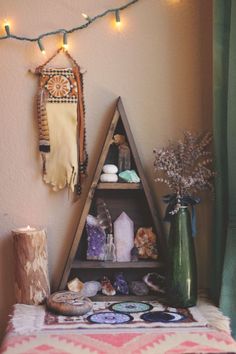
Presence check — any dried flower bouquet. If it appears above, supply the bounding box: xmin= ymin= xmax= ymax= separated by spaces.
xmin=153 ymin=131 xmax=215 ymax=215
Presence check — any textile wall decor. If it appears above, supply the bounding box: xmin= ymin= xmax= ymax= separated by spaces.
xmin=35 ymin=48 xmax=88 ymax=194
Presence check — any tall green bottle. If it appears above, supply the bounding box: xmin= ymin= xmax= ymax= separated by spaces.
xmin=167 ymin=206 xmax=197 ymax=307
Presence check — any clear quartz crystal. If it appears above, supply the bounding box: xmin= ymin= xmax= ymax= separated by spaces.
xmin=114 ymin=212 xmax=134 ymax=261
xmin=118 ymin=143 xmax=131 ymax=172
xmin=104 ymin=234 xmax=116 ymax=261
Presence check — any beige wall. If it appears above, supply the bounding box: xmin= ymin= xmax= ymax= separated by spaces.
xmin=0 ymin=0 xmax=212 ymax=339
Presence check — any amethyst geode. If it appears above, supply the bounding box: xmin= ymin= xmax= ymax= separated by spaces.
xmin=113 ymin=273 xmax=129 ymax=295
xmin=86 ymin=215 xmax=106 ymax=260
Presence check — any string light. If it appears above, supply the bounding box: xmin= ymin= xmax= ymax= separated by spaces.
xmin=4 ymin=19 xmax=10 ymax=36
xmin=0 ymin=0 xmax=139 ymax=53
xmin=62 ymin=32 xmax=68 ymax=50
xmin=115 ymin=10 xmax=121 ymax=24
xmin=81 ymin=13 xmax=91 ymax=22
xmin=37 ymin=38 xmax=46 ymax=54
xmin=115 ymin=9 xmax=122 ymax=29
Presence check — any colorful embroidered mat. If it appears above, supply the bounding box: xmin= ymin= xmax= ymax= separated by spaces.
xmin=87 ymin=312 xmax=133 ymax=324
xmin=11 ymin=301 xmax=208 ymax=334
xmin=140 ymin=311 xmax=186 ymax=323
xmin=109 ymin=301 xmax=153 ymax=313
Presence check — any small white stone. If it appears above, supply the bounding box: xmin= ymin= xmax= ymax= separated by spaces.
xmin=102 ymin=164 xmax=118 ymax=174
xmin=100 ymin=173 xmax=118 ymax=182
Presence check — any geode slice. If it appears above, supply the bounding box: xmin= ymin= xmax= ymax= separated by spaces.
xmin=129 ymin=281 xmax=149 ymax=296
xmin=143 ymin=273 xmax=165 ymax=293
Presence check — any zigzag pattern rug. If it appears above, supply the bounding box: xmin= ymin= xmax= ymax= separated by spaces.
xmin=1 ymin=330 xmax=236 ymax=354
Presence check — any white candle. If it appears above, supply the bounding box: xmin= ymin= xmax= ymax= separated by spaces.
xmin=13 ymin=225 xmax=37 ymax=233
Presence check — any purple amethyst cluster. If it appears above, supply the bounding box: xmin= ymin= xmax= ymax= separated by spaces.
xmin=113 ymin=273 xmax=129 ymax=295
xmin=86 ymin=215 xmax=106 ymax=260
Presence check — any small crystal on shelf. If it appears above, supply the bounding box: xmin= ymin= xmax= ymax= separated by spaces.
xmin=81 ymin=281 xmax=102 ymax=297
xmin=113 ymin=273 xmax=129 ymax=295
xmin=104 ymin=234 xmax=116 ymax=261
xmin=134 ymin=227 xmax=158 ymax=259
xmin=119 ymin=170 xmax=140 ymax=183
xmin=130 ymin=246 xmax=139 ymax=261
xmin=101 ymin=276 xmax=116 ymax=296
xmin=129 ymin=281 xmax=149 ymax=296
xmin=67 ymin=277 xmax=84 ymax=292
xmin=114 ymin=212 xmax=134 ymax=262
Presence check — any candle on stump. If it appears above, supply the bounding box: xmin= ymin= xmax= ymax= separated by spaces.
xmin=12 ymin=226 xmax=50 ymax=305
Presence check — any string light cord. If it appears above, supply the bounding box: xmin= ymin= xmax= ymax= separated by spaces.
xmin=0 ymin=0 xmax=139 ymax=43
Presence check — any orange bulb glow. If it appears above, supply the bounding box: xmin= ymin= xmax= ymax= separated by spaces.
xmin=115 ymin=21 xmax=122 ymax=30
xmin=167 ymin=0 xmax=181 ymax=4
xmin=4 ymin=19 xmax=10 ymax=26
xmin=3 ymin=19 xmax=10 ymax=35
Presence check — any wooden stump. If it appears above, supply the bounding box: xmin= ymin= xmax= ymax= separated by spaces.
xmin=12 ymin=227 xmax=50 ymax=305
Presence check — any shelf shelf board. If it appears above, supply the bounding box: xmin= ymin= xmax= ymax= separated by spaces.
xmin=72 ymin=260 xmax=163 ymax=269
xmin=97 ymin=182 xmax=142 ymax=190
xmin=91 ymin=294 xmax=165 ymax=302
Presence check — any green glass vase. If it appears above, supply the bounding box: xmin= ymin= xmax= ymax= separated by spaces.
xmin=167 ymin=206 xmax=197 ymax=307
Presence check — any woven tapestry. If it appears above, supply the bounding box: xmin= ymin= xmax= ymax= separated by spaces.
xmin=35 ymin=49 xmax=88 ymax=194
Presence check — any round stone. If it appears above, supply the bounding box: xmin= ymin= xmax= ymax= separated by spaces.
xmin=102 ymin=164 xmax=118 ymax=174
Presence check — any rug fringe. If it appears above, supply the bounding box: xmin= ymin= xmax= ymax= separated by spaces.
xmin=11 ymin=304 xmax=45 ymax=334
xmin=197 ymin=297 xmax=231 ymax=334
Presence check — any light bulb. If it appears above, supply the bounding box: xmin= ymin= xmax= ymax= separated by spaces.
xmin=4 ymin=19 xmax=10 ymax=36
xmin=115 ymin=10 xmax=122 ymax=30
xmin=38 ymin=39 xmax=46 ymax=54
xmin=82 ymin=13 xmax=91 ymax=22
xmin=62 ymin=32 xmax=68 ymax=50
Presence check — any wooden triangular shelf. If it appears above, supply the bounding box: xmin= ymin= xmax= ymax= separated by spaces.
xmin=59 ymin=97 xmax=166 ymax=299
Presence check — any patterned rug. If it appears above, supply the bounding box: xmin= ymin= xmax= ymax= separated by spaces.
xmin=2 ymin=330 xmax=236 ymax=354
xmin=2 ymin=301 xmax=236 ymax=354
xmin=11 ymin=301 xmax=208 ymax=334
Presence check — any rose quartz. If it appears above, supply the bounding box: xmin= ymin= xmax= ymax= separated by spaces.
xmin=114 ymin=212 xmax=134 ymax=262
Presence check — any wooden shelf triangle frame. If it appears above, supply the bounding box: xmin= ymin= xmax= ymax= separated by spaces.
xmin=59 ymin=97 xmax=166 ymax=290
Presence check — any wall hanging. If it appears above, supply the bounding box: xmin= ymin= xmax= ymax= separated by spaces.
xmin=34 ymin=48 xmax=88 ymax=194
